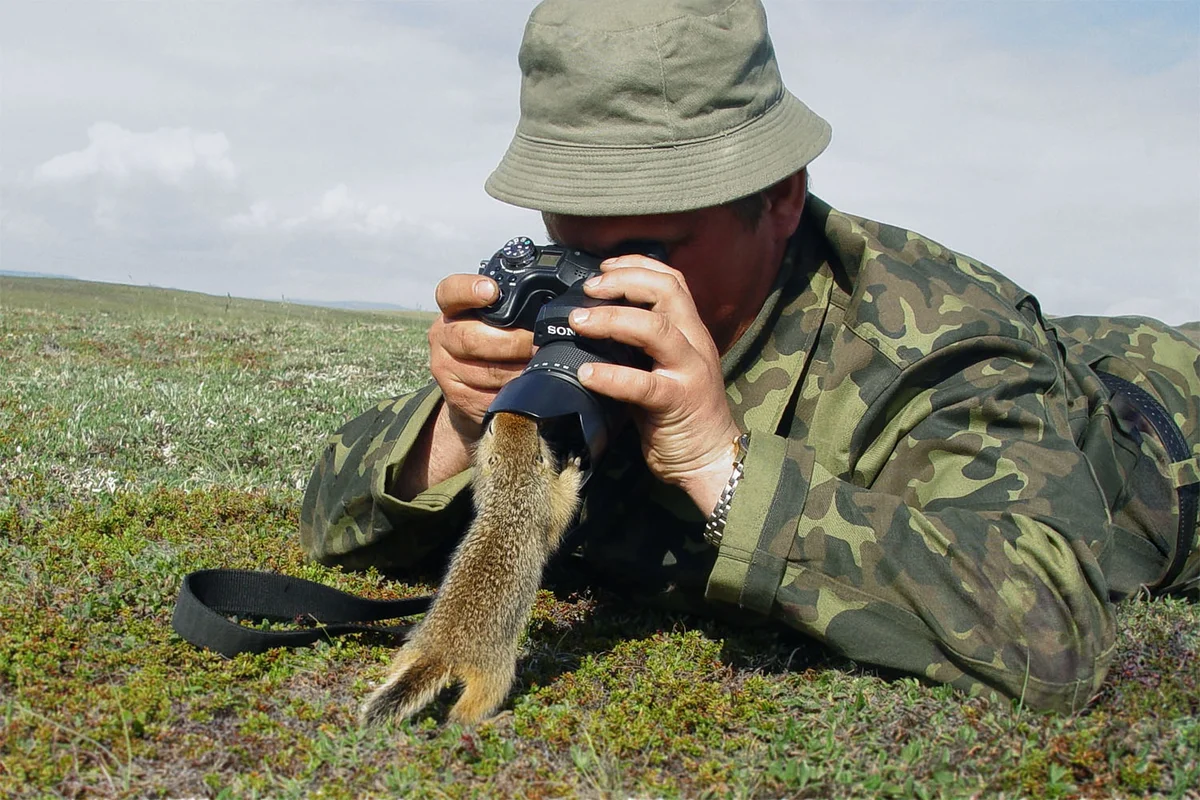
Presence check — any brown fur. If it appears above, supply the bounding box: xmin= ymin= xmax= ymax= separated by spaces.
xmin=359 ymin=412 xmax=583 ymax=726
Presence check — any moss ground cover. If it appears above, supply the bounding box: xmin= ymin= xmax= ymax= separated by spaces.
xmin=1 ymin=276 xmax=1196 ymax=798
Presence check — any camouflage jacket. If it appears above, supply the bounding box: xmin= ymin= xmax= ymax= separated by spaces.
xmin=301 ymin=195 xmax=1200 ymax=712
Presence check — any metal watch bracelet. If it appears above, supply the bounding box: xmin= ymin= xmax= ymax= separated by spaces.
xmin=703 ymin=432 xmax=750 ymax=547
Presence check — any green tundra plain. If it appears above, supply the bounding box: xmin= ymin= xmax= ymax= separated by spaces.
xmin=1 ymin=275 xmax=1196 ymax=799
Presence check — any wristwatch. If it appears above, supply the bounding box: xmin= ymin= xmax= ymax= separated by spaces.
xmin=703 ymin=432 xmax=750 ymax=547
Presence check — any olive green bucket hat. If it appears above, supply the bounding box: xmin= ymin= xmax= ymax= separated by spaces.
xmin=485 ymin=0 xmax=831 ymax=216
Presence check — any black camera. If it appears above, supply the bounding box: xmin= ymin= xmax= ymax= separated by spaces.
xmin=476 ymin=236 xmax=665 ymax=477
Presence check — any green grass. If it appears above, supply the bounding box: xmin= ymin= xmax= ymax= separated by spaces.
xmin=1 ymin=276 xmax=1197 ymax=798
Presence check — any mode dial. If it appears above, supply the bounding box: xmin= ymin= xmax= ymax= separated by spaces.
xmin=499 ymin=236 xmax=537 ymax=270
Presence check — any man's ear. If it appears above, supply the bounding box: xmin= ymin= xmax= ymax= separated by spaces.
xmin=763 ymin=169 xmax=808 ymax=240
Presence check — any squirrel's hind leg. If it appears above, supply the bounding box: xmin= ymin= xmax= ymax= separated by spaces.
xmin=447 ymin=661 xmax=517 ymax=726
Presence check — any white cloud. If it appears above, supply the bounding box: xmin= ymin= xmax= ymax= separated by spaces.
xmin=33 ymin=122 xmax=238 ymax=186
xmin=277 ymin=184 xmax=459 ymax=239
xmin=223 ymin=201 xmax=277 ymax=232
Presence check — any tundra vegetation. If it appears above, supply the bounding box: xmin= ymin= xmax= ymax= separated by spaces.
xmin=1 ymin=276 xmax=1196 ymax=798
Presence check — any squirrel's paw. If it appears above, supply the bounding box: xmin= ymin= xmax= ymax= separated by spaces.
xmin=560 ymin=455 xmax=583 ymax=480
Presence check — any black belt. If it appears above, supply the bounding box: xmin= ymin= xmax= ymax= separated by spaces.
xmin=1097 ymin=371 xmax=1198 ymax=590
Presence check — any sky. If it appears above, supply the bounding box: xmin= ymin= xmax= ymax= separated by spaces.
xmin=2 ymin=0 xmax=1198 ymax=323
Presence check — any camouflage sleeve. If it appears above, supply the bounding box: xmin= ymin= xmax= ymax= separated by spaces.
xmin=706 ymin=339 xmax=1117 ymax=712
xmin=299 ymin=383 xmax=474 ymax=571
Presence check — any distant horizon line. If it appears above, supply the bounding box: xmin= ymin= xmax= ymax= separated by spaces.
xmin=0 ymin=269 xmax=422 ymax=312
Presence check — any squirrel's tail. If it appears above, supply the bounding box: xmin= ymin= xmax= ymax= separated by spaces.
xmin=359 ymin=649 xmax=454 ymax=727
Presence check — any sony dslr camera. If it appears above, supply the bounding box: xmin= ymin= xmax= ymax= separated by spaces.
xmin=476 ymin=236 xmax=666 ymax=476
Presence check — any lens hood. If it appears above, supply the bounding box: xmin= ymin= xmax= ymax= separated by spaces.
xmin=486 ymin=369 xmax=610 ymax=479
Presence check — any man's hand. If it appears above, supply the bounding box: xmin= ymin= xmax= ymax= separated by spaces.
xmin=568 ymin=255 xmax=742 ymax=516
xmin=428 ymin=274 xmax=534 ymax=433
xmin=394 ymin=274 xmax=534 ymax=499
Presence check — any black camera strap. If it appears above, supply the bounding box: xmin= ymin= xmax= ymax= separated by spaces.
xmin=171 ymin=569 xmax=432 ymax=657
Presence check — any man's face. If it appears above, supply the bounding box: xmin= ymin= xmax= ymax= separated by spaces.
xmin=542 ymin=204 xmax=785 ymax=355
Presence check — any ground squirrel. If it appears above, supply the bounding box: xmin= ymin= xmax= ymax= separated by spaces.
xmin=359 ymin=411 xmax=583 ymax=726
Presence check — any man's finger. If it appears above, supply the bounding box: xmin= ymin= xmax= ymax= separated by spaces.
xmin=601 ymin=253 xmax=679 ymax=277
xmin=569 ymin=305 xmax=696 ymax=368
xmin=439 ymin=319 xmax=534 ymax=362
xmin=577 ymin=361 xmax=669 ymax=409
xmin=589 ymin=261 xmax=693 ymax=308
xmin=435 ymin=274 xmax=500 ymax=317
xmin=581 ymin=266 xmax=712 ymax=352
xmin=444 ymin=358 xmax=528 ymax=391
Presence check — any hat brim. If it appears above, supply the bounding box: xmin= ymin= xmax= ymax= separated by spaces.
xmin=485 ymin=91 xmax=831 ymax=217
